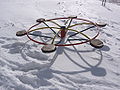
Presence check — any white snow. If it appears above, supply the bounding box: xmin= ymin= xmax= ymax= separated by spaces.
xmin=0 ymin=0 xmax=120 ymax=90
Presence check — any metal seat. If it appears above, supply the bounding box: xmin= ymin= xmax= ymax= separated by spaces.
xmin=90 ymin=39 xmax=104 ymax=48
xmin=97 ymin=22 xmax=107 ymax=27
xmin=16 ymin=30 xmax=27 ymax=36
xmin=68 ymin=16 xmax=77 ymax=18
xmin=41 ymin=44 xmax=56 ymax=53
xmin=36 ymin=18 xmax=45 ymax=23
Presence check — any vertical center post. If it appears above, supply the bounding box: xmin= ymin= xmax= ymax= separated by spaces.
xmin=60 ymin=26 xmax=66 ymax=39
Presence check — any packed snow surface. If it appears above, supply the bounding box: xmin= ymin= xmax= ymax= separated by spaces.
xmin=0 ymin=0 xmax=120 ymax=90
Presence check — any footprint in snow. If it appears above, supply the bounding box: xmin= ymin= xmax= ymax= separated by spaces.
xmin=1 ymin=42 xmax=30 ymax=54
xmin=0 ymin=39 xmax=5 ymax=44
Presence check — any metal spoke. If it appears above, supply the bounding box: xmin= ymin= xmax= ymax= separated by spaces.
xmin=25 ymin=17 xmax=100 ymax=46
xmin=68 ymin=38 xmax=87 ymax=41
xmin=68 ymin=25 xmax=95 ymax=38
xmin=29 ymin=33 xmax=53 ymax=39
xmin=43 ymin=21 xmax=57 ymax=35
xmin=67 ymin=18 xmax=73 ymax=28
xmin=49 ymin=20 xmax=61 ymax=27
xmin=68 ymin=22 xmax=93 ymax=28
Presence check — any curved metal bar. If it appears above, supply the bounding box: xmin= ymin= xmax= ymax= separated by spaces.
xmin=67 ymin=28 xmax=91 ymax=39
xmin=26 ymin=25 xmax=46 ymax=45
xmin=45 ymin=17 xmax=96 ymax=25
xmin=68 ymin=22 xmax=93 ymax=28
xmin=28 ymin=27 xmax=61 ymax=33
xmin=42 ymin=21 xmax=57 ymax=35
xmin=68 ymin=25 xmax=96 ymax=38
xmin=51 ymin=29 xmax=61 ymax=44
xmin=55 ymin=32 xmax=99 ymax=46
xmin=49 ymin=20 xmax=61 ymax=27
xmin=26 ymin=17 xmax=100 ymax=46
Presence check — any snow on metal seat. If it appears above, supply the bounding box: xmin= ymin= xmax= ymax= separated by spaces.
xmin=36 ymin=18 xmax=45 ymax=23
xmin=90 ymin=39 xmax=104 ymax=48
xmin=41 ymin=44 xmax=56 ymax=53
xmin=68 ymin=16 xmax=77 ymax=18
xmin=96 ymin=22 xmax=107 ymax=27
xmin=16 ymin=30 xmax=27 ymax=36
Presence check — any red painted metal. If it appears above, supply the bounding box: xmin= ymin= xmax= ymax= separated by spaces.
xmin=26 ymin=17 xmax=99 ymax=46
xmin=61 ymin=29 xmax=66 ymax=38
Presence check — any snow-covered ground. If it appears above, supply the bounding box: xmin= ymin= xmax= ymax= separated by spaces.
xmin=0 ymin=0 xmax=120 ymax=90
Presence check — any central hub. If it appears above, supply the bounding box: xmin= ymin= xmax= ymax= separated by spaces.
xmin=60 ymin=26 xmax=66 ymax=39
xmin=60 ymin=26 xmax=66 ymax=29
